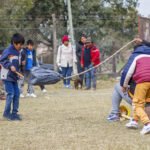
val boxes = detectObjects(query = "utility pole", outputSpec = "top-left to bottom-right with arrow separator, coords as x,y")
66,0 -> 75,47
52,13 -> 57,71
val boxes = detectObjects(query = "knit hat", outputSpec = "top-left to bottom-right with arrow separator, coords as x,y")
85,37 -> 92,43
62,35 -> 69,43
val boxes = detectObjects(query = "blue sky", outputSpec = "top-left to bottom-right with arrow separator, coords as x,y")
138,0 -> 150,17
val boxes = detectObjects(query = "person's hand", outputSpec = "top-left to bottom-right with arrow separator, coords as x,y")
91,62 -> 95,66
81,64 -> 84,68
22,61 -> 26,65
10,66 -> 16,72
134,38 -> 143,43
74,61 -> 77,64
122,87 -> 127,93
59,66 -> 62,72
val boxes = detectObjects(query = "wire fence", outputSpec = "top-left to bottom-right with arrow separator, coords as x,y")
0,18 -> 138,76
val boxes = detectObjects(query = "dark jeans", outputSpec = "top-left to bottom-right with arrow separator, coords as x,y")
3,81 -> 20,116
18,70 -> 46,94
61,66 -> 73,86
24,70 -> 34,94
85,65 -> 97,89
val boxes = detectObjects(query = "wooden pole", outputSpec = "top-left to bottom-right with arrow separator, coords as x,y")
67,0 -> 75,46
52,13 -> 57,71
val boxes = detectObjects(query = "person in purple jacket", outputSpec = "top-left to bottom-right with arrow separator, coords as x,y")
0,33 -> 25,121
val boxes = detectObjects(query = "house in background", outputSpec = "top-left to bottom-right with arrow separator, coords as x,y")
36,40 -> 53,64
138,16 -> 150,42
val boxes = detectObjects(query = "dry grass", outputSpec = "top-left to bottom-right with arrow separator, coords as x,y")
0,80 -> 150,150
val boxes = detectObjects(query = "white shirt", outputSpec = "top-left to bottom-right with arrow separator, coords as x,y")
56,43 -> 77,67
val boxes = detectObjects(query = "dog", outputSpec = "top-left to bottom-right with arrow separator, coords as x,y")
72,78 -> 83,90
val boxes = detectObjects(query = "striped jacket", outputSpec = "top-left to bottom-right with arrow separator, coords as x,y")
120,45 -> 150,87
0,45 -> 20,82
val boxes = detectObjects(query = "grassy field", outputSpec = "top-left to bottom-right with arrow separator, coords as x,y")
0,80 -> 150,150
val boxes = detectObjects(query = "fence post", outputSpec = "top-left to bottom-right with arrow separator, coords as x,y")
112,42 -> 117,76
52,13 -> 57,71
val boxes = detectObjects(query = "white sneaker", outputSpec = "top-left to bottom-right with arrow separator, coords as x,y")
20,94 -> 25,98
140,124 -> 150,135
30,93 -> 37,98
126,120 -> 138,129
42,89 -> 47,93
66,85 -> 73,89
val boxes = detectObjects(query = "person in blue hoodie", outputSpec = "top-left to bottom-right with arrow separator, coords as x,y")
0,33 -> 25,121
107,39 -> 150,122
19,40 -> 46,98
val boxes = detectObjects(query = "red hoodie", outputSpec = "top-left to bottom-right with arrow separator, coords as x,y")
81,45 -> 100,67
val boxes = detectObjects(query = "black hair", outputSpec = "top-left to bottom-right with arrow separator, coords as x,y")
11,33 -> 25,45
81,33 -> 87,38
27,39 -> 34,46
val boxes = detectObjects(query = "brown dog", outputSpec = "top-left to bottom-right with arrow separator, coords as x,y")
73,78 -> 83,89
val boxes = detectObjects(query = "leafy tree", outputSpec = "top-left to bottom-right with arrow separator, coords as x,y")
0,0 -> 139,52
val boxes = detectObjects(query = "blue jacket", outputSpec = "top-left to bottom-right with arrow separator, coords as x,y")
120,45 -> 150,87
20,48 -> 37,72
0,45 -> 20,82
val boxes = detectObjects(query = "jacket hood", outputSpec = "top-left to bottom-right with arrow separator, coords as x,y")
78,41 -> 84,45
133,45 -> 150,55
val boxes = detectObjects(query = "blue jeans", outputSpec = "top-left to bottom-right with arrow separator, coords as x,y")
3,81 -> 20,116
61,66 -> 73,86
85,65 -> 97,89
110,83 -> 132,114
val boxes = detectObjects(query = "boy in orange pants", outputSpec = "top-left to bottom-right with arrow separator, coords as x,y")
120,44 -> 150,135
130,83 -> 150,134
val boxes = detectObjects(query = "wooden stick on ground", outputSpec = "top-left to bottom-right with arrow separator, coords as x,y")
121,114 -> 132,120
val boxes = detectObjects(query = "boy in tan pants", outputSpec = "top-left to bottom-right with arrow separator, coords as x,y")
120,43 -> 150,135
130,83 -> 150,134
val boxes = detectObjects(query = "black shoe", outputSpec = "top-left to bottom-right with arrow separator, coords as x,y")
84,87 -> 91,90
11,114 -> 22,121
3,114 -> 12,121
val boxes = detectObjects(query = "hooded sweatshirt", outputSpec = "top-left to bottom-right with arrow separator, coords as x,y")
120,45 -> 150,87
0,45 -> 20,82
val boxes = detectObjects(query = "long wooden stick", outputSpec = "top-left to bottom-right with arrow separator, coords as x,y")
64,40 -> 135,80
121,114 -> 132,120
15,71 -> 24,78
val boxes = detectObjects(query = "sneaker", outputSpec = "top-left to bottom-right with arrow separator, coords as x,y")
20,94 -> 25,98
3,114 -> 12,121
107,114 -> 120,122
42,89 -> 47,93
30,93 -> 37,98
66,85 -> 73,89
63,85 -> 67,88
84,87 -> 91,90
11,114 -> 22,121
126,119 -> 138,129
140,124 -> 150,135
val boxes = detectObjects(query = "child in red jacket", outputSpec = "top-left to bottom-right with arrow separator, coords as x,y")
81,38 -> 100,90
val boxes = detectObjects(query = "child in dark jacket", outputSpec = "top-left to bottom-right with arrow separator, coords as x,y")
81,38 -> 100,90
0,33 -> 25,121
19,40 -> 46,98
